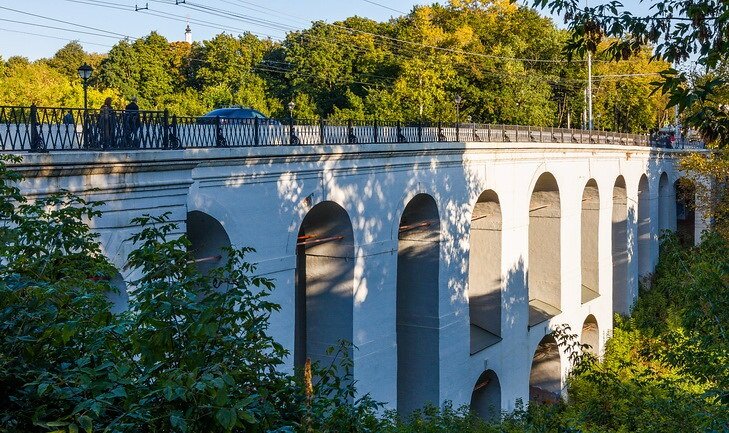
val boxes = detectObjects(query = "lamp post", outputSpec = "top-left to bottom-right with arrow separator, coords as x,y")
77,63 -> 93,112
77,63 -> 93,148
454,94 -> 462,141
287,101 -> 296,145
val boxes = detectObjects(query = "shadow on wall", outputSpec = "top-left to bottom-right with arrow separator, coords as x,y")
581,179 -> 600,304
528,172 -> 561,327
468,189 -> 502,355
397,193 -> 441,415
471,259 -> 524,420
637,175 -> 651,277
295,201 -> 355,382
612,176 -> 630,315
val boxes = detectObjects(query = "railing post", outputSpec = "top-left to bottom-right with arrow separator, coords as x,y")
215,116 -> 226,147
29,104 -> 44,152
456,119 -> 460,142
438,121 -> 443,141
173,115 -> 180,148
289,116 -> 295,145
373,119 -> 378,144
397,121 -> 403,143
487,124 -> 491,141
348,119 -> 354,144
319,119 -> 325,144
418,121 -> 422,143
253,117 -> 259,146
162,109 -> 170,149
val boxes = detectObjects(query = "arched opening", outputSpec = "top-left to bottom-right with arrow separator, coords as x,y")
581,180 -> 600,304
658,172 -> 675,234
529,334 -> 561,404
675,178 -> 696,247
580,314 -> 599,356
107,271 -> 128,314
528,173 -> 561,327
471,369 -> 501,421
612,176 -> 629,315
295,201 -> 355,374
468,190 -> 502,354
187,210 -> 231,276
397,194 -> 440,415
637,175 -> 651,276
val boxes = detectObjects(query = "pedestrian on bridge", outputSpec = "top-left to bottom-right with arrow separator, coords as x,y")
124,97 -> 141,148
98,97 -> 117,149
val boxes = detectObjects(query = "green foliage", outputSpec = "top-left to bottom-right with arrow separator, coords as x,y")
2,2 -> 667,129
529,0 -> 729,145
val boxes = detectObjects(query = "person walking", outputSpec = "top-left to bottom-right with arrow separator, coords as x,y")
124,97 -> 141,148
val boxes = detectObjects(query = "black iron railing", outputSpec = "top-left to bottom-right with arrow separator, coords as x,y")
0,104 -> 658,152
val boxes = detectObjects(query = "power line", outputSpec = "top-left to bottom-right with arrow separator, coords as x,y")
0,5 -> 135,40
360,0 -> 407,15
0,27 -> 114,49
0,18 -> 129,40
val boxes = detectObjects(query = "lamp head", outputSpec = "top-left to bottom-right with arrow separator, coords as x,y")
77,63 -> 93,81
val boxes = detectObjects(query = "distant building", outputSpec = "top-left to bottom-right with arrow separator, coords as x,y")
185,24 -> 192,44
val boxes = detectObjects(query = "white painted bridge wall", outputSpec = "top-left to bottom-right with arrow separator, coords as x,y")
12,142 -> 695,413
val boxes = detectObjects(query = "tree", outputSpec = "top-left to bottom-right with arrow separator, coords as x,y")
528,0 -> 729,145
46,41 -> 89,81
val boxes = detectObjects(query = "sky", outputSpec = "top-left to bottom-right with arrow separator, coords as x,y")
0,0 -> 655,60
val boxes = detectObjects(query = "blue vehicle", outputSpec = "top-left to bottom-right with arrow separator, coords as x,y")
197,107 -> 279,125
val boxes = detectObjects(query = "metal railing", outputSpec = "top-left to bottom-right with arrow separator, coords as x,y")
0,104 -> 657,152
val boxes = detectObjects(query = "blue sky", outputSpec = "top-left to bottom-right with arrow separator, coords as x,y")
0,1 -> 654,60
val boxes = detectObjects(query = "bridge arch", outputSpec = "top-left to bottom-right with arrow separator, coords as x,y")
396,193 -> 440,414
187,210 -> 231,276
675,178 -> 696,247
612,176 -> 629,315
529,334 -> 562,403
658,172 -> 676,234
580,179 -> 600,304
637,175 -> 651,276
468,189 -> 502,354
470,369 -> 501,421
580,314 -> 599,356
294,201 -> 355,374
528,172 -> 561,327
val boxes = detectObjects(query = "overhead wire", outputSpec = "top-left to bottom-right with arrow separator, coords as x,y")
359,0 -> 408,15
0,5 -> 136,40
0,27 -> 115,48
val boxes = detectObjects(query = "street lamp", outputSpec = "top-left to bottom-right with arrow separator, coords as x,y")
77,64 -> 93,149
454,94 -> 462,123
287,101 -> 296,145
77,63 -> 93,112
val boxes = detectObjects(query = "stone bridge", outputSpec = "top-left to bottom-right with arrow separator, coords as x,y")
9,138 -> 703,419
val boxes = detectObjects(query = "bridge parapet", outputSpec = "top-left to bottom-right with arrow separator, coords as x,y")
0,104 -> 662,152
